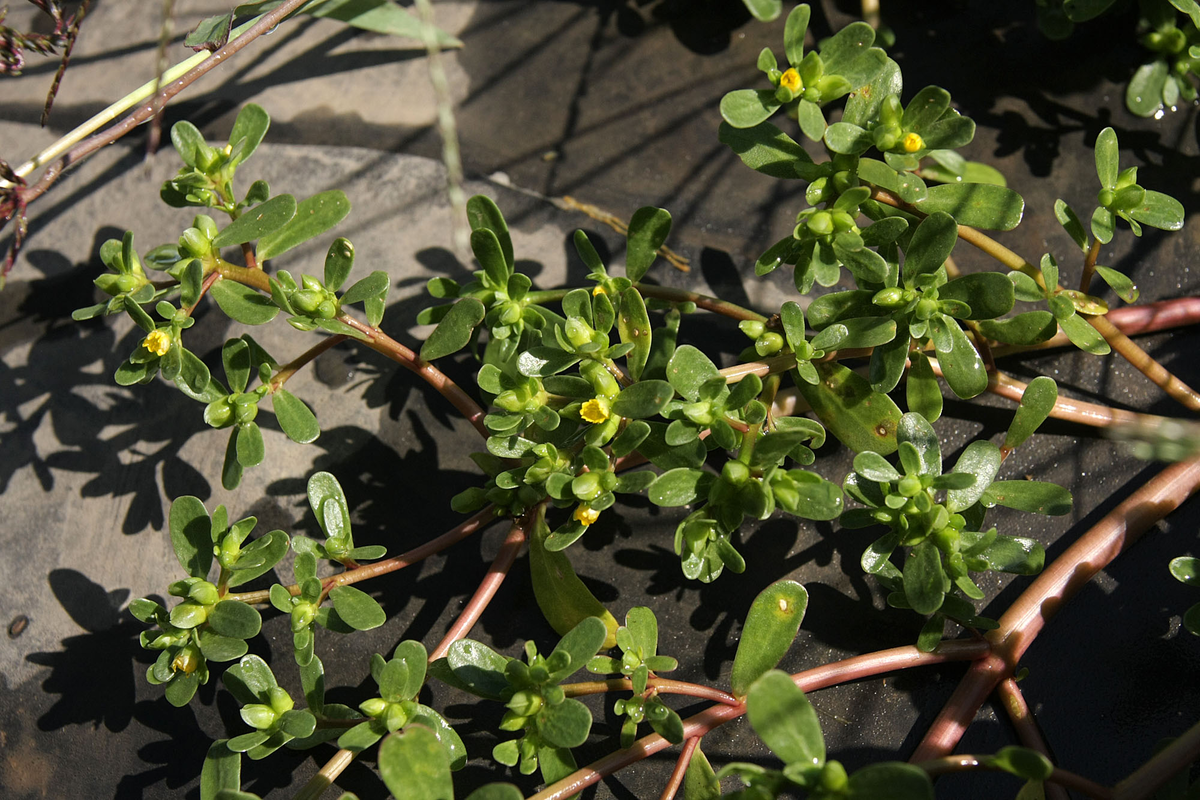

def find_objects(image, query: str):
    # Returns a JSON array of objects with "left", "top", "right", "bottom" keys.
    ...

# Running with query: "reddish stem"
[
  {"left": 917, "top": 755, "right": 1113, "bottom": 799},
  {"left": 1115, "top": 716, "right": 1200, "bottom": 800},
  {"left": 563, "top": 678, "right": 738, "bottom": 706},
  {"left": 996, "top": 678, "right": 1070, "bottom": 800},
  {"left": 225, "top": 506, "right": 496, "bottom": 604},
  {"left": 527, "top": 641, "right": 986, "bottom": 800},
  {"left": 428, "top": 518, "right": 528, "bottom": 660},
  {"left": 659, "top": 737, "right": 701, "bottom": 800},
  {"left": 912, "top": 458, "right": 1200, "bottom": 762},
  {"left": 17, "top": 0, "right": 313, "bottom": 206}
]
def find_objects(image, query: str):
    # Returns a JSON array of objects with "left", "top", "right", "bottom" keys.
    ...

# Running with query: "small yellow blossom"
[
  {"left": 580, "top": 397, "right": 610, "bottom": 424},
  {"left": 172, "top": 650, "right": 199, "bottom": 674},
  {"left": 902, "top": 132, "right": 925, "bottom": 153},
  {"left": 779, "top": 68, "right": 802, "bottom": 94},
  {"left": 574, "top": 505, "right": 601, "bottom": 526},
  {"left": 143, "top": 329, "right": 172, "bottom": 357},
  {"left": 592, "top": 285, "right": 607, "bottom": 297}
]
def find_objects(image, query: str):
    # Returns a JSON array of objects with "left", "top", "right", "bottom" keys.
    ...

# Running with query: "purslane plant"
[{"left": 16, "top": 2, "right": 1199, "bottom": 799}]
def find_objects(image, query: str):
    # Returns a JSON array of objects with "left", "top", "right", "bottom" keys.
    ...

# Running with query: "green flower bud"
[
  {"left": 189, "top": 581, "right": 219, "bottom": 605},
  {"left": 193, "top": 215, "right": 219, "bottom": 241},
  {"left": 739, "top": 320, "right": 766, "bottom": 339},
  {"left": 507, "top": 690, "right": 544, "bottom": 716},
  {"left": 233, "top": 398, "right": 259, "bottom": 425},
  {"left": 360, "top": 698, "right": 389, "bottom": 718},
  {"left": 115, "top": 274, "right": 140, "bottom": 294},
  {"left": 832, "top": 211, "right": 856, "bottom": 232},
  {"left": 722, "top": 461, "right": 750, "bottom": 486},
  {"left": 240, "top": 703, "right": 278, "bottom": 730},
  {"left": 818, "top": 761, "right": 849, "bottom": 792},
  {"left": 268, "top": 686, "right": 294, "bottom": 715},
  {"left": 291, "top": 290, "right": 322, "bottom": 314},
  {"left": 292, "top": 601, "right": 317, "bottom": 631},
  {"left": 755, "top": 332, "right": 785, "bottom": 356},
  {"left": 179, "top": 228, "right": 211, "bottom": 259},
  {"left": 384, "top": 702, "right": 409, "bottom": 732},
  {"left": 1098, "top": 188, "right": 1116, "bottom": 209},
  {"left": 898, "top": 474, "right": 923, "bottom": 498},
  {"left": 316, "top": 300, "right": 338, "bottom": 319},
  {"left": 807, "top": 211, "right": 834, "bottom": 237},
  {"left": 805, "top": 177, "right": 829, "bottom": 206},
  {"left": 572, "top": 472, "right": 603, "bottom": 501},
  {"left": 565, "top": 317, "right": 593, "bottom": 348},
  {"left": 873, "top": 287, "right": 909, "bottom": 309}
]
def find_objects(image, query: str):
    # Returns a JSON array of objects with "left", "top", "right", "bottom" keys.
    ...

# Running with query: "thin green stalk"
[
  {"left": 412, "top": 0, "right": 469, "bottom": 258},
  {"left": 293, "top": 747, "right": 355, "bottom": 800},
  {"left": 1079, "top": 238, "right": 1101, "bottom": 294},
  {"left": 16, "top": 0, "right": 312, "bottom": 206}
]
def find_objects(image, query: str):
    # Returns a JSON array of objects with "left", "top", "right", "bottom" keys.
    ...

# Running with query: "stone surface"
[{"left": 2, "top": 2, "right": 1200, "bottom": 800}]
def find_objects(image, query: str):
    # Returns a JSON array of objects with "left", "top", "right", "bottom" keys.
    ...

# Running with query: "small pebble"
[{"left": 8, "top": 614, "right": 28, "bottom": 638}]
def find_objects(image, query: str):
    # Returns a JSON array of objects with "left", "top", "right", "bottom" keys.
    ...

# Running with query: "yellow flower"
[
  {"left": 143, "top": 329, "right": 172, "bottom": 357},
  {"left": 574, "top": 505, "right": 601, "bottom": 526},
  {"left": 779, "top": 68, "right": 802, "bottom": 94},
  {"left": 580, "top": 397, "right": 610, "bottom": 424},
  {"left": 902, "top": 132, "right": 925, "bottom": 153},
  {"left": 592, "top": 285, "right": 607, "bottom": 297},
  {"left": 172, "top": 649, "right": 199, "bottom": 674}
]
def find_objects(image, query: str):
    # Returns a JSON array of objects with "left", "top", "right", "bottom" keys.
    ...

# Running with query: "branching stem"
[
  {"left": 562, "top": 678, "right": 738, "bottom": 706},
  {"left": 996, "top": 678, "right": 1070, "bottom": 800},
  {"left": 428, "top": 517, "right": 528, "bottom": 660},
  {"left": 226, "top": 506, "right": 496, "bottom": 604},
  {"left": 916, "top": 755, "right": 1113, "bottom": 799}
]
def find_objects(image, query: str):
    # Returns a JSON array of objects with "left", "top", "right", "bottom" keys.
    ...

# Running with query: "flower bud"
[
  {"left": 193, "top": 215, "right": 219, "bottom": 241},
  {"left": 360, "top": 698, "right": 389, "bottom": 718},
  {"left": 806, "top": 211, "right": 834, "bottom": 237},
  {"left": 739, "top": 320, "right": 765, "bottom": 339},
  {"left": 240, "top": 703, "right": 278, "bottom": 730},
  {"left": 754, "top": 332, "right": 785, "bottom": 357},
  {"left": 572, "top": 472, "right": 602, "bottom": 501}
]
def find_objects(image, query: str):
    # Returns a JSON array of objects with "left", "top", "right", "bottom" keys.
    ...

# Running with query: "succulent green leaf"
[
  {"left": 256, "top": 190, "right": 350, "bottom": 262},
  {"left": 466, "top": 195, "right": 514, "bottom": 269},
  {"left": 1129, "top": 190, "right": 1185, "bottom": 231},
  {"left": 420, "top": 298, "right": 485, "bottom": 360},
  {"left": 915, "top": 184, "right": 1024, "bottom": 231},
  {"left": 897, "top": 412, "right": 940, "bottom": 476},
  {"left": 824, "top": 122, "right": 874, "bottom": 155},
  {"left": 1054, "top": 199, "right": 1089, "bottom": 252},
  {"left": 903, "top": 86, "right": 951, "bottom": 133},
  {"left": 843, "top": 58, "right": 903, "bottom": 127},
  {"left": 210, "top": 279, "right": 280, "bottom": 325},
  {"left": 197, "top": 628, "right": 248, "bottom": 662},
  {"left": 611, "top": 380, "right": 674, "bottom": 418},
  {"left": 935, "top": 322, "right": 988, "bottom": 399},
  {"left": 904, "top": 541, "right": 946, "bottom": 615},
  {"left": 378, "top": 725, "right": 454, "bottom": 800},
  {"left": 329, "top": 586, "right": 385, "bottom": 630},
  {"left": 440, "top": 640, "right": 510, "bottom": 700},
  {"left": 530, "top": 513, "right": 619, "bottom": 648},
  {"left": 170, "top": 120, "right": 209, "bottom": 169},
  {"left": 516, "top": 347, "right": 580, "bottom": 377},
  {"left": 903, "top": 212, "right": 957, "bottom": 280},
  {"left": 1058, "top": 312, "right": 1111, "bottom": 355},
  {"left": 717, "top": 121, "right": 814, "bottom": 180},
  {"left": 200, "top": 740, "right": 241, "bottom": 800},
  {"left": 1004, "top": 376, "right": 1057, "bottom": 452},
  {"left": 847, "top": 762, "right": 934, "bottom": 799},
  {"left": 796, "top": 99, "right": 827, "bottom": 142},
  {"left": 1170, "top": 556, "right": 1200, "bottom": 587},
  {"left": 797, "top": 362, "right": 900, "bottom": 455},
  {"left": 212, "top": 195, "right": 296, "bottom": 248},
  {"left": 272, "top": 389, "right": 320, "bottom": 444},
  {"left": 975, "top": 312, "right": 1057, "bottom": 346},
  {"left": 946, "top": 440, "right": 1001, "bottom": 513},
  {"left": 170, "top": 496, "right": 213, "bottom": 579},
  {"left": 986, "top": 746, "right": 1055, "bottom": 781},
  {"left": 982, "top": 481, "right": 1072, "bottom": 516},
  {"left": 782, "top": 3, "right": 810, "bottom": 65},
  {"left": 618, "top": 288, "right": 653, "bottom": 380},
  {"left": 1094, "top": 127, "right": 1119, "bottom": 189},
  {"left": 341, "top": 270, "right": 389, "bottom": 306},
  {"left": 1091, "top": 206, "right": 1115, "bottom": 245},
  {"left": 720, "top": 89, "right": 781, "bottom": 129},
  {"left": 1127, "top": 60, "right": 1169, "bottom": 117},
  {"left": 649, "top": 468, "right": 715, "bottom": 507},
  {"left": 906, "top": 351, "right": 942, "bottom": 423},
  {"left": 538, "top": 697, "right": 593, "bottom": 749},
  {"left": 236, "top": 422, "right": 265, "bottom": 468},
  {"left": 975, "top": 536, "right": 1045, "bottom": 575},
  {"left": 938, "top": 273, "right": 1015, "bottom": 320},
  {"left": 307, "top": 0, "right": 461, "bottom": 45},
  {"left": 222, "top": 430, "right": 244, "bottom": 490},
  {"left": 745, "top": 670, "right": 824, "bottom": 767},
  {"left": 819, "top": 21, "right": 880, "bottom": 84},
  {"left": 226, "top": 531, "right": 290, "bottom": 588},
  {"left": 208, "top": 600, "right": 262, "bottom": 639},
  {"left": 227, "top": 103, "right": 269, "bottom": 167},
  {"left": 1093, "top": 266, "right": 1138, "bottom": 304},
  {"left": 666, "top": 345, "right": 721, "bottom": 401},
  {"left": 626, "top": 207, "right": 671, "bottom": 283},
  {"left": 731, "top": 581, "right": 809, "bottom": 698},
  {"left": 684, "top": 745, "right": 722, "bottom": 800}
]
